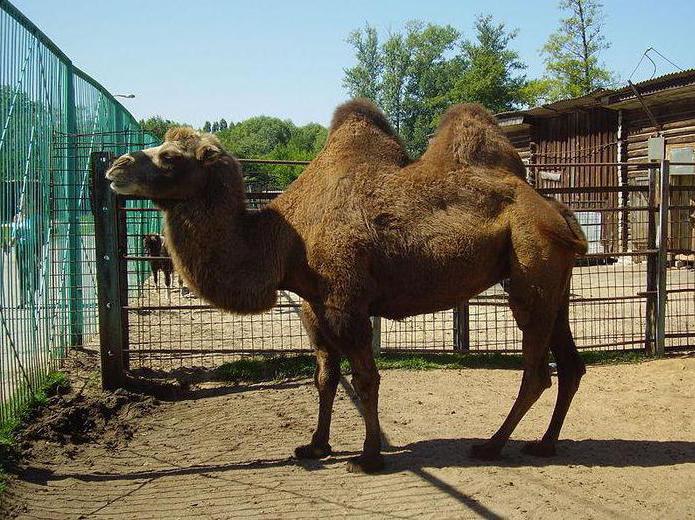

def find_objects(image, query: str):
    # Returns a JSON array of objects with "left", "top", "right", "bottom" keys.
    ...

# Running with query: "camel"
[{"left": 106, "top": 99, "right": 588, "bottom": 474}]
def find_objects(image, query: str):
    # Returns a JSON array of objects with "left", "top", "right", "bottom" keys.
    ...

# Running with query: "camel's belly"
[{"left": 368, "top": 254, "right": 507, "bottom": 320}]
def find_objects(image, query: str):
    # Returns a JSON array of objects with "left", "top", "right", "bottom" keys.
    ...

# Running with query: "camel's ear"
[{"left": 195, "top": 143, "right": 222, "bottom": 166}]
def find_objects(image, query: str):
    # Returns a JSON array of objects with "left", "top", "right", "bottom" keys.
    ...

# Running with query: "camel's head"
[{"left": 106, "top": 127, "right": 239, "bottom": 200}]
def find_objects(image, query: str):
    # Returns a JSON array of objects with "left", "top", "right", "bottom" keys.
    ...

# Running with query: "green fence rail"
[{"left": 0, "top": 0, "right": 159, "bottom": 424}]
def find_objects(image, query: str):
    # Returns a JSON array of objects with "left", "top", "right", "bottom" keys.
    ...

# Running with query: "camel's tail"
[{"left": 541, "top": 197, "right": 589, "bottom": 256}]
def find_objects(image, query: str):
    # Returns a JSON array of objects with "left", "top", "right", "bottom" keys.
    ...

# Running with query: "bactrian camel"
[{"left": 106, "top": 100, "right": 588, "bottom": 473}]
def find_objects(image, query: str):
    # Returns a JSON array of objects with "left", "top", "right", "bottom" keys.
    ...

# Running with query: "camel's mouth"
[{"left": 109, "top": 179, "right": 136, "bottom": 194}]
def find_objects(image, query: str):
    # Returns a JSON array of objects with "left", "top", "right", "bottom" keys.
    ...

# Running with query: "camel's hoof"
[
  {"left": 294, "top": 443, "right": 332, "bottom": 460},
  {"left": 521, "top": 441, "right": 557, "bottom": 457},
  {"left": 346, "top": 454, "right": 385, "bottom": 474},
  {"left": 469, "top": 442, "right": 502, "bottom": 461}
]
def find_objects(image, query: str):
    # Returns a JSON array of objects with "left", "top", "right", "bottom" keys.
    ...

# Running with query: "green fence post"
[{"left": 65, "top": 61, "right": 83, "bottom": 346}]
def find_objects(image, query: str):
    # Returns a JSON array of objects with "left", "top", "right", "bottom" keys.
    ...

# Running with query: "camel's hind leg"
[
  {"left": 523, "top": 287, "right": 585, "bottom": 457},
  {"left": 471, "top": 267, "right": 569, "bottom": 460},
  {"left": 295, "top": 303, "right": 341, "bottom": 460}
]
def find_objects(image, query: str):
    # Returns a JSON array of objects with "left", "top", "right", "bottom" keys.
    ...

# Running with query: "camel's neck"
[{"left": 159, "top": 175, "right": 295, "bottom": 314}]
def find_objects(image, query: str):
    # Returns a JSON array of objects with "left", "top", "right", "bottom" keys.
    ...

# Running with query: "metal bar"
[
  {"left": 238, "top": 159, "right": 310, "bottom": 165},
  {"left": 532, "top": 162, "right": 657, "bottom": 167},
  {"left": 65, "top": 61, "right": 83, "bottom": 345},
  {"left": 537, "top": 186, "right": 648, "bottom": 195},
  {"left": 664, "top": 332, "right": 695, "bottom": 339},
  {"left": 125, "top": 348, "right": 312, "bottom": 355},
  {"left": 655, "top": 160, "right": 670, "bottom": 357},
  {"left": 453, "top": 302, "right": 470, "bottom": 351},
  {"left": 371, "top": 317, "right": 381, "bottom": 355},
  {"left": 570, "top": 206, "right": 652, "bottom": 213},
  {"left": 576, "top": 250, "right": 658, "bottom": 258},
  {"left": 124, "top": 303, "right": 301, "bottom": 311},
  {"left": 645, "top": 165, "right": 658, "bottom": 354},
  {"left": 91, "top": 152, "right": 126, "bottom": 389}
]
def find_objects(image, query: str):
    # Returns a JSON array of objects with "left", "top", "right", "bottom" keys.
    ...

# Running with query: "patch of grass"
[
  {"left": 0, "top": 371, "right": 70, "bottom": 492},
  {"left": 215, "top": 356, "right": 317, "bottom": 382},
  {"left": 215, "top": 349, "right": 651, "bottom": 384},
  {"left": 579, "top": 350, "right": 647, "bottom": 365}
]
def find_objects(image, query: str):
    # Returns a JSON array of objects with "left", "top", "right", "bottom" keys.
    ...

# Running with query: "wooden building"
[{"left": 496, "top": 70, "right": 695, "bottom": 255}]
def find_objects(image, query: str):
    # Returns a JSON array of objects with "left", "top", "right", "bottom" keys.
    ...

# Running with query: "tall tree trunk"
[{"left": 576, "top": 0, "right": 591, "bottom": 94}]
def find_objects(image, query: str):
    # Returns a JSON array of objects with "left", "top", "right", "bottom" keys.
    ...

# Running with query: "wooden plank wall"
[
  {"left": 625, "top": 99, "right": 695, "bottom": 253},
  {"left": 532, "top": 109, "right": 619, "bottom": 250}
]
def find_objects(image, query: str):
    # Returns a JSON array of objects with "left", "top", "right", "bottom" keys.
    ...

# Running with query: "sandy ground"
[{"left": 3, "top": 357, "right": 695, "bottom": 519}]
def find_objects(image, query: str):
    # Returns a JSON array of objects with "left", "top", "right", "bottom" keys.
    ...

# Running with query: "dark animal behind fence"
[{"left": 143, "top": 233, "right": 174, "bottom": 290}]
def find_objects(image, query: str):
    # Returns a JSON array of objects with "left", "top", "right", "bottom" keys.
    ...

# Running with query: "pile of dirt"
[{"left": 17, "top": 388, "right": 159, "bottom": 458}]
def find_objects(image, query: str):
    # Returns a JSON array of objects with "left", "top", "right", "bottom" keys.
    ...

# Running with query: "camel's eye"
[{"left": 160, "top": 152, "right": 180, "bottom": 164}]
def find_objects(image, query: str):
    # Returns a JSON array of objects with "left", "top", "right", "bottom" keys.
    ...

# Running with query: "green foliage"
[
  {"left": 448, "top": 16, "right": 530, "bottom": 113},
  {"left": 343, "top": 23, "right": 382, "bottom": 101},
  {"left": 216, "top": 117, "right": 327, "bottom": 189},
  {"left": 138, "top": 116, "right": 183, "bottom": 140},
  {"left": 343, "top": 17, "right": 531, "bottom": 155},
  {"left": 203, "top": 121, "right": 211, "bottom": 132},
  {"left": 540, "top": 0, "right": 615, "bottom": 102}
]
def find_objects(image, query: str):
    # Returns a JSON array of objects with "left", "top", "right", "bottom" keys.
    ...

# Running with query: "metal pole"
[
  {"left": 91, "top": 152, "right": 126, "bottom": 389},
  {"left": 453, "top": 302, "right": 470, "bottom": 351},
  {"left": 655, "top": 159, "right": 670, "bottom": 357},
  {"left": 65, "top": 61, "right": 83, "bottom": 346},
  {"left": 645, "top": 164, "right": 657, "bottom": 355},
  {"left": 371, "top": 316, "right": 381, "bottom": 356}
]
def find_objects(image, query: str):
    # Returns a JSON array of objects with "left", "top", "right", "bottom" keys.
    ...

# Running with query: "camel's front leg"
[
  {"left": 295, "top": 303, "right": 341, "bottom": 459},
  {"left": 345, "top": 346, "right": 383, "bottom": 473},
  {"left": 295, "top": 350, "right": 340, "bottom": 459}
]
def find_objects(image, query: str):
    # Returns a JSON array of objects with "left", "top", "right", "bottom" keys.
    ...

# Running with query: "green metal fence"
[{"left": 0, "top": 0, "right": 159, "bottom": 424}]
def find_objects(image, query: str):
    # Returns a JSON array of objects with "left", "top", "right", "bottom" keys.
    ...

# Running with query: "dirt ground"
[{"left": 2, "top": 356, "right": 695, "bottom": 519}]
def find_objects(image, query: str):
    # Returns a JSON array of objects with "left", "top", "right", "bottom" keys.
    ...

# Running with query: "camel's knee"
[
  {"left": 351, "top": 368, "right": 380, "bottom": 402},
  {"left": 315, "top": 357, "right": 340, "bottom": 392},
  {"left": 523, "top": 363, "right": 552, "bottom": 395}
]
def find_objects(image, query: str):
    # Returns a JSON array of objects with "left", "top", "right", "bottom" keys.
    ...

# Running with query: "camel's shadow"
[
  {"left": 372, "top": 437, "right": 695, "bottom": 472},
  {"left": 17, "top": 438, "right": 694, "bottom": 489}
]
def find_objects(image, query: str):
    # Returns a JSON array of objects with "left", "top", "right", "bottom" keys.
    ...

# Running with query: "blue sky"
[{"left": 12, "top": 0, "right": 695, "bottom": 127}]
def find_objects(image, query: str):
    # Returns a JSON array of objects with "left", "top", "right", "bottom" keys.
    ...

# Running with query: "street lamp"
[{"left": 114, "top": 94, "right": 135, "bottom": 99}]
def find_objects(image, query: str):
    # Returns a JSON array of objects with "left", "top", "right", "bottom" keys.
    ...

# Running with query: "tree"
[
  {"left": 541, "top": 0, "right": 615, "bottom": 101},
  {"left": 399, "top": 22, "right": 461, "bottom": 153},
  {"left": 448, "top": 15, "right": 529, "bottom": 113},
  {"left": 219, "top": 118, "right": 228, "bottom": 131},
  {"left": 139, "top": 116, "right": 184, "bottom": 140},
  {"left": 343, "top": 23, "right": 382, "bottom": 101},
  {"left": 203, "top": 121, "right": 211, "bottom": 132},
  {"left": 342, "top": 18, "right": 532, "bottom": 155},
  {"left": 215, "top": 117, "right": 327, "bottom": 189}
]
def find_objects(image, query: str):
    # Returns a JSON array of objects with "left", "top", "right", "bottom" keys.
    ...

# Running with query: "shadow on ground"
[{"left": 17, "top": 437, "right": 695, "bottom": 487}]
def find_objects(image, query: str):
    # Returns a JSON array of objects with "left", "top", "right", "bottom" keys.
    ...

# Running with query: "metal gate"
[{"left": 90, "top": 155, "right": 695, "bottom": 388}]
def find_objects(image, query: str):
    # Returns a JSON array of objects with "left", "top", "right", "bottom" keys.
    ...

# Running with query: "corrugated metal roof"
[{"left": 496, "top": 68, "right": 695, "bottom": 123}]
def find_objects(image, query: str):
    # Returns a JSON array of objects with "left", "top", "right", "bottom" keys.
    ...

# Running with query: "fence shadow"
[
  {"left": 123, "top": 372, "right": 312, "bottom": 401},
  {"left": 17, "top": 437, "right": 695, "bottom": 487}
]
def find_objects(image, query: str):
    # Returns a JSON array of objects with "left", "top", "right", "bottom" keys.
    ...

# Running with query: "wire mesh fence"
[
  {"left": 105, "top": 160, "right": 694, "bottom": 373},
  {"left": 0, "top": 0, "right": 157, "bottom": 423}
]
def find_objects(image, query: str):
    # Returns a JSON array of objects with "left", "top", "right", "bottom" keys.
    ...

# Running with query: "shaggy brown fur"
[{"left": 106, "top": 99, "right": 588, "bottom": 473}]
